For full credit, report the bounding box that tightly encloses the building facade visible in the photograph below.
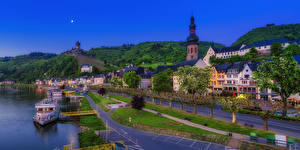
[81,64,93,73]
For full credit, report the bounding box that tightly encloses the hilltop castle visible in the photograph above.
[64,41,85,56]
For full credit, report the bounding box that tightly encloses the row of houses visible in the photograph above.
[0,80,16,85]
[203,38,300,65]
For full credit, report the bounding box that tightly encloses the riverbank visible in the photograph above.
[77,94,107,148]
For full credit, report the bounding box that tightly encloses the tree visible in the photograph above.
[204,92,219,118]
[175,66,211,114]
[220,94,252,123]
[209,55,216,64]
[253,55,300,116]
[284,44,300,55]
[131,96,145,110]
[256,100,283,131]
[174,66,211,94]
[97,87,106,96]
[270,42,283,56]
[92,65,101,74]
[244,47,258,62]
[110,76,123,87]
[152,68,173,92]
[249,47,258,54]
[123,72,141,88]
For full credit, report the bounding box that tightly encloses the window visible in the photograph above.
[227,74,231,78]
[234,75,238,78]
[246,69,248,72]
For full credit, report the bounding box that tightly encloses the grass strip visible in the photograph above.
[108,94,273,138]
[110,107,229,145]
[88,92,119,112]
[77,93,107,148]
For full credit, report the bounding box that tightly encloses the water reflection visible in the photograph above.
[0,87,80,150]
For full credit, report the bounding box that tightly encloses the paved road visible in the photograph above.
[138,95,300,139]
[82,93,233,150]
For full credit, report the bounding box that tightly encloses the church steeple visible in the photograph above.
[186,16,199,61]
[189,16,196,34]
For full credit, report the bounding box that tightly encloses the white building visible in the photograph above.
[81,64,93,73]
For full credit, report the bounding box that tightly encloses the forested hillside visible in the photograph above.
[232,24,300,46]
[0,53,80,83]
[87,41,224,67]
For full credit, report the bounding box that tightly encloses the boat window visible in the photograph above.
[38,108,43,111]
[49,108,54,111]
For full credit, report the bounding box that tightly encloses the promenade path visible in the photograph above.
[81,92,233,150]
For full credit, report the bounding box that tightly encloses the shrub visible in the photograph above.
[131,96,145,110]
[98,88,106,96]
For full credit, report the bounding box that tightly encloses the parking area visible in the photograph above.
[151,134,228,150]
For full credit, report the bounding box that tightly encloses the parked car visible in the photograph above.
[274,111,298,117]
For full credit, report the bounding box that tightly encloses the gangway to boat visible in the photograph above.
[60,110,96,117]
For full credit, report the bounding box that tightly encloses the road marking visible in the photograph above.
[190,141,196,147]
[120,129,128,134]
[205,143,211,150]
[128,145,144,150]
[176,137,184,144]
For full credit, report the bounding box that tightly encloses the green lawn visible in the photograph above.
[108,94,131,103]
[78,129,106,148]
[80,115,106,131]
[107,94,273,138]
[110,107,219,135]
[110,107,229,145]
[80,97,93,111]
[88,92,119,112]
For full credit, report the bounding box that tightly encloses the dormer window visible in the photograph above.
[246,69,248,72]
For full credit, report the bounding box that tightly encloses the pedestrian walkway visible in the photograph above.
[144,108,246,139]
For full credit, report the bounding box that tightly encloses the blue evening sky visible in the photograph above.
[0,0,299,56]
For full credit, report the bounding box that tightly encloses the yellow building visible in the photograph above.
[210,66,225,91]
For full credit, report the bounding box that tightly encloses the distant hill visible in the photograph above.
[87,41,224,67]
[0,53,80,83]
[232,24,300,46]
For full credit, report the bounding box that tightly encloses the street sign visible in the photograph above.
[275,134,287,147]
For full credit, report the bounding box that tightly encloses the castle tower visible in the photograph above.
[186,16,199,61]
[75,41,81,50]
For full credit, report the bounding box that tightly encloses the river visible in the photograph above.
[0,87,80,150]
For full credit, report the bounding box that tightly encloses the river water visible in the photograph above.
[0,87,80,150]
